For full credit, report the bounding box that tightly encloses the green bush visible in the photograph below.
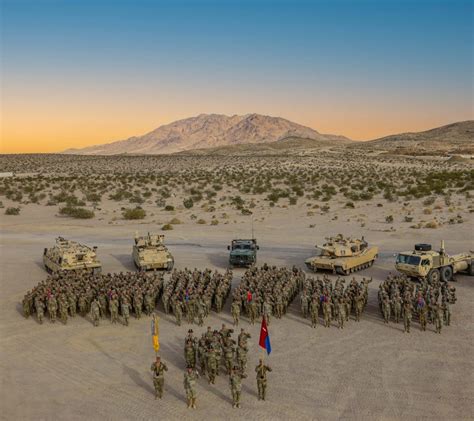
[162,223,173,230]
[164,205,175,211]
[59,206,95,219]
[122,207,146,220]
[183,198,194,209]
[5,207,20,215]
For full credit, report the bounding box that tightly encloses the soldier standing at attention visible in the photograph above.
[255,358,272,401]
[434,303,443,334]
[90,298,101,327]
[230,366,247,408]
[183,366,199,409]
[150,356,168,399]
[231,300,241,326]
[403,300,413,333]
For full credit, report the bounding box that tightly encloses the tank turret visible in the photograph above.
[133,233,174,271]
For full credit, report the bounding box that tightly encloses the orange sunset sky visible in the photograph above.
[1,0,472,154]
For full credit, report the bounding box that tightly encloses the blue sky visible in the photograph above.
[1,0,473,152]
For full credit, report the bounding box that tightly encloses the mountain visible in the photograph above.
[62,113,351,155]
[350,121,474,155]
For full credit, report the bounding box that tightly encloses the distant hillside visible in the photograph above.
[351,121,474,155]
[62,113,351,155]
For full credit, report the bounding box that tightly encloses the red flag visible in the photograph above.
[259,317,272,354]
[247,291,252,303]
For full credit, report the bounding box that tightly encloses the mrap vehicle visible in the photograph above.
[228,239,259,268]
[395,241,473,282]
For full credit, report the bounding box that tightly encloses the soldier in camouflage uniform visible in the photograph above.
[150,356,168,399]
[230,366,247,408]
[231,300,241,326]
[90,298,101,327]
[183,366,199,409]
[255,358,272,401]
[47,294,58,323]
[403,301,413,333]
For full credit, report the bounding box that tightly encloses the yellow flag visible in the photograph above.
[152,315,160,352]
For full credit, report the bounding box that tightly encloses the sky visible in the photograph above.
[1,0,473,153]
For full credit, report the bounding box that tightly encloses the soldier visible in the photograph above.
[110,296,119,324]
[403,301,413,333]
[231,300,241,326]
[230,366,247,408]
[392,294,402,324]
[223,341,235,375]
[322,297,331,328]
[337,298,346,329]
[121,298,130,326]
[196,299,205,327]
[184,337,197,369]
[150,356,168,399]
[47,294,57,323]
[238,328,251,351]
[309,298,319,328]
[442,298,451,326]
[382,296,391,324]
[255,358,272,401]
[22,294,31,318]
[434,303,443,334]
[59,294,69,324]
[183,366,199,409]
[354,294,364,322]
[90,298,101,327]
[263,300,272,326]
[236,345,248,373]
[300,291,309,319]
[198,334,207,372]
[174,299,183,326]
[78,294,88,316]
[206,347,218,384]
[35,296,45,324]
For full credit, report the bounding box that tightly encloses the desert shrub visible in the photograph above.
[164,205,175,211]
[345,202,355,208]
[169,217,182,224]
[122,207,146,220]
[385,215,394,223]
[183,198,194,209]
[289,197,297,205]
[5,207,20,215]
[161,223,173,231]
[404,216,414,222]
[85,192,102,202]
[59,206,94,219]
[423,208,432,215]
[423,197,436,206]
[241,208,252,215]
[424,220,439,229]
[210,219,219,225]
[197,218,206,224]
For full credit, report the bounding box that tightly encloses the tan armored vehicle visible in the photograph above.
[305,234,378,275]
[43,237,102,274]
[133,233,174,271]
[395,241,473,282]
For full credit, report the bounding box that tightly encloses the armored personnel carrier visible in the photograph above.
[305,234,378,275]
[228,239,259,268]
[133,233,174,271]
[43,237,102,274]
[395,241,473,282]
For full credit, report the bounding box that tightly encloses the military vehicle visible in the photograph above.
[305,234,378,275]
[228,239,259,268]
[395,241,473,282]
[43,237,102,274]
[133,233,174,271]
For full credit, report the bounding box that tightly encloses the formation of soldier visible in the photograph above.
[299,275,372,328]
[179,325,271,408]
[378,273,457,333]
[22,270,164,325]
[161,268,232,326]
[231,265,304,325]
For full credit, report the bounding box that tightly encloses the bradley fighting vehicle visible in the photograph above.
[395,241,473,282]
[305,234,378,275]
[43,237,102,274]
[133,233,174,271]
[228,239,259,268]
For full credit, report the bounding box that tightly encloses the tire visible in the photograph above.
[468,261,474,276]
[427,268,440,284]
[440,266,453,282]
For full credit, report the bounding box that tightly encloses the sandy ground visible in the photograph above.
[1,202,473,421]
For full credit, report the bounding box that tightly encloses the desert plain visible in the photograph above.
[0,151,473,420]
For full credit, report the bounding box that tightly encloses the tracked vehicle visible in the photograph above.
[395,241,473,282]
[305,234,378,275]
[43,237,102,274]
[133,233,174,271]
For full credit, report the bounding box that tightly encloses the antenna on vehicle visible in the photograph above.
[251,214,254,239]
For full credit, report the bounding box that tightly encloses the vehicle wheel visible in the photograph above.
[469,261,474,276]
[427,268,440,284]
[440,266,453,282]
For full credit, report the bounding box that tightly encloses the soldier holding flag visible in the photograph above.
[256,317,272,401]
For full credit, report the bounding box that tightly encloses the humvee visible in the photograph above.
[228,239,259,268]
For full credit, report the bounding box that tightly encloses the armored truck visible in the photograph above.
[43,237,102,274]
[228,239,259,268]
[395,241,473,282]
[133,233,174,271]
[305,234,378,275]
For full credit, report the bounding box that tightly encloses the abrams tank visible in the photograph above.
[305,234,378,275]
[133,233,174,272]
[43,237,102,274]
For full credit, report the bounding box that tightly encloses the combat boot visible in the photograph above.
[187,398,191,408]
[192,398,197,409]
